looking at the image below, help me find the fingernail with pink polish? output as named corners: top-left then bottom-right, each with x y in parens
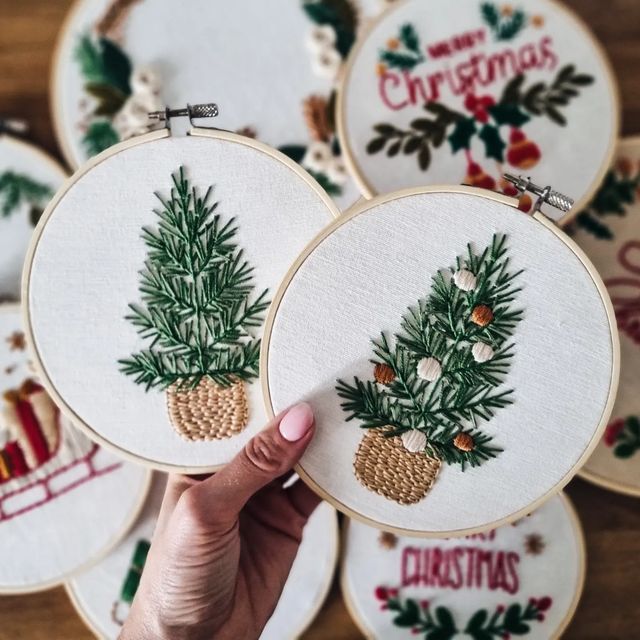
top-left (279, 403), bottom-right (314, 442)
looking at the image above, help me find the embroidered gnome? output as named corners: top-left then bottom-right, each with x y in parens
top-left (337, 234), bottom-right (522, 505)
top-left (119, 168), bottom-right (270, 441)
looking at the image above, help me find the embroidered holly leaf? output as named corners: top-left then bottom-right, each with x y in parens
top-left (82, 120), bottom-right (119, 156)
top-left (85, 82), bottom-right (128, 116)
top-left (465, 609), bottom-right (488, 632)
top-left (487, 103), bottom-right (530, 127)
top-left (479, 124), bottom-right (506, 161)
top-left (100, 37), bottom-right (132, 95)
top-left (614, 443), bottom-right (638, 458)
top-left (503, 604), bottom-right (530, 634)
top-left (448, 117), bottom-right (477, 153)
top-left (303, 0), bottom-right (358, 58)
top-left (277, 144), bottom-right (307, 164)
top-left (498, 10), bottom-right (527, 40)
top-left (74, 34), bottom-right (106, 84)
top-left (434, 607), bottom-right (457, 633)
top-left (380, 49), bottom-right (422, 70)
top-left (392, 599), bottom-right (420, 626)
top-left (399, 23), bottom-right (421, 54)
top-left (480, 2), bottom-right (500, 28)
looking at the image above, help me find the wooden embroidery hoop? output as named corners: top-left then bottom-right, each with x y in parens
top-left (0, 303), bottom-right (152, 594)
top-left (260, 185), bottom-right (620, 537)
top-left (65, 499), bottom-right (340, 640)
top-left (339, 491), bottom-right (586, 640)
top-left (22, 125), bottom-right (340, 474)
top-left (576, 135), bottom-right (640, 498)
top-left (335, 0), bottom-right (620, 223)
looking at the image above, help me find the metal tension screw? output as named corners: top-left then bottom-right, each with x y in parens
top-left (503, 173), bottom-right (574, 221)
top-left (148, 103), bottom-right (220, 128)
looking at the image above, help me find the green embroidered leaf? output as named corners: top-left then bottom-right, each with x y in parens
top-left (82, 120), bottom-right (120, 156)
top-left (498, 10), bottom-right (527, 41)
top-left (434, 607), bottom-right (457, 633)
top-left (503, 604), bottom-right (530, 634)
top-left (302, 0), bottom-right (358, 58)
top-left (366, 137), bottom-right (387, 154)
top-left (614, 443), bottom-right (638, 459)
top-left (85, 82), bottom-right (128, 116)
top-left (380, 49), bottom-right (422, 70)
top-left (400, 23), bottom-right (421, 54)
top-left (573, 211), bottom-right (613, 240)
top-left (74, 34), bottom-right (105, 84)
top-left (478, 124), bottom-right (506, 161)
top-left (100, 37), bottom-right (132, 95)
top-left (626, 416), bottom-right (640, 437)
top-left (418, 143), bottom-right (431, 171)
top-left (392, 599), bottom-right (420, 626)
top-left (465, 609), bottom-right (488, 632)
top-left (278, 144), bottom-right (307, 164)
top-left (501, 74), bottom-right (525, 104)
top-left (0, 171), bottom-right (53, 218)
top-left (487, 103), bottom-right (530, 127)
top-left (480, 2), bottom-right (500, 28)
top-left (447, 117), bottom-right (477, 153)
top-left (307, 169), bottom-right (342, 196)
top-left (29, 206), bottom-right (44, 227)
top-left (387, 139), bottom-right (402, 157)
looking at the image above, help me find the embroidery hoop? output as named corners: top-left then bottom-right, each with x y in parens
top-left (340, 492), bottom-right (586, 640)
top-left (23, 124), bottom-right (340, 473)
top-left (335, 0), bottom-right (620, 223)
top-left (0, 132), bottom-right (67, 301)
top-left (261, 185), bottom-right (620, 536)
top-left (576, 136), bottom-right (640, 498)
top-left (66, 490), bottom-right (340, 640)
top-left (0, 303), bottom-right (152, 594)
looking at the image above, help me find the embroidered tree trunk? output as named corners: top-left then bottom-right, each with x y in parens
top-left (337, 234), bottom-right (523, 505)
top-left (354, 428), bottom-right (441, 505)
top-left (119, 168), bottom-right (270, 441)
top-left (167, 378), bottom-right (249, 441)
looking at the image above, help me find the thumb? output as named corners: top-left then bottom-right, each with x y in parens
top-left (181, 402), bottom-right (315, 528)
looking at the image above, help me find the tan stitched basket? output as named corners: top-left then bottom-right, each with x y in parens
top-left (166, 378), bottom-right (249, 441)
top-left (353, 428), bottom-right (441, 505)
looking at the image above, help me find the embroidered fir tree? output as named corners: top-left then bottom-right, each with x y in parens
top-left (119, 168), bottom-right (270, 440)
top-left (337, 234), bottom-right (523, 503)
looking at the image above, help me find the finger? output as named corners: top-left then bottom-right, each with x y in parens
top-left (285, 478), bottom-right (322, 520)
top-left (179, 402), bottom-right (315, 530)
top-left (154, 473), bottom-right (201, 537)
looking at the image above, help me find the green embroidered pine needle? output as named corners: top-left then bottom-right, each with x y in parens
top-left (336, 234), bottom-right (523, 470)
top-left (119, 167), bottom-right (270, 391)
top-left (0, 171), bottom-right (53, 218)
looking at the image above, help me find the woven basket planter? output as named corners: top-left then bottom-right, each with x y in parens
top-left (353, 428), bottom-right (441, 505)
top-left (167, 378), bottom-right (249, 441)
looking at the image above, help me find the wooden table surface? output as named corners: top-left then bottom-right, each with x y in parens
top-left (0, 1), bottom-right (638, 638)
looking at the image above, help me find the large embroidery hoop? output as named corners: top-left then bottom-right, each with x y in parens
top-left (0, 303), bottom-right (151, 594)
top-left (262, 185), bottom-right (619, 536)
top-left (67, 478), bottom-right (339, 640)
top-left (23, 125), bottom-right (339, 473)
top-left (571, 136), bottom-right (640, 497)
top-left (336, 0), bottom-right (619, 221)
top-left (340, 492), bottom-right (585, 640)
top-left (49, 0), bottom-right (386, 209)
top-left (0, 133), bottom-right (67, 301)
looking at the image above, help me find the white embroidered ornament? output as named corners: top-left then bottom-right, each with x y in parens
top-left (68, 476), bottom-right (338, 639)
top-left (50, 0), bottom-right (385, 209)
top-left (401, 430), bottom-right (427, 453)
top-left (337, 0), bottom-right (619, 217)
top-left (0, 134), bottom-right (66, 300)
top-left (341, 493), bottom-right (585, 639)
top-left (571, 136), bottom-right (640, 497)
top-left (263, 185), bottom-right (618, 535)
top-left (0, 304), bottom-right (150, 593)
top-left (24, 126), bottom-right (339, 472)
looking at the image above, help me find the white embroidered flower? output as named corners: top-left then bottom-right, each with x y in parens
top-left (472, 342), bottom-right (495, 363)
top-left (303, 141), bottom-right (333, 173)
top-left (130, 66), bottom-right (162, 96)
top-left (326, 157), bottom-right (349, 186)
top-left (306, 25), bottom-right (337, 52)
top-left (311, 46), bottom-right (342, 79)
top-left (401, 429), bottom-right (427, 453)
top-left (113, 93), bottom-right (162, 140)
top-left (416, 356), bottom-right (442, 382)
top-left (453, 268), bottom-right (477, 292)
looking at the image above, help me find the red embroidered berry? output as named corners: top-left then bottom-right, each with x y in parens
top-left (464, 94), bottom-right (478, 111)
top-left (497, 605), bottom-right (505, 614)
top-left (502, 634), bottom-right (510, 640)
top-left (389, 588), bottom-right (399, 597)
top-left (411, 629), bottom-right (421, 635)
top-left (604, 419), bottom-right (625, 446)
top-left (529, 597), bottom-right (538, 606)
top-left (537, 596), bottom-right (552, 611)
top-left (420, 599), bottom-right (430, 609)
top-left (474, 108), bottom-right (489, 123)
top-left (375, 586), bottom-right (388, 601)
top-left (380, 604), bottom-right (388, 610)
top-left (537, 614), bottom-right (545, 621)
top-left (479, 95), bottom-right (496, 109)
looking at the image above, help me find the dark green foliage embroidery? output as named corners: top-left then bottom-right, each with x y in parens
top-left (75, 33), bottom-right (134, 155)
top-left (119, 168), bottom-right (270, 391)
top-left (568, 163), bottom-right (640, 240)
top-left (605, 416), bottom-right (640, 459)
top-left (376, 587), bottom-right (553, 639)
top-left (0, 171), bottom-right (53, 224)
top-left (336, 234), bottom-right (523, 470)
top-left (481, 2), bottom-right (528, 41)
top-left (367, 65), bottom-right (594, 172)
top-left (302, 0), bottom-right (358, 58)
top-left (378, 24), bottom-right (425, 71)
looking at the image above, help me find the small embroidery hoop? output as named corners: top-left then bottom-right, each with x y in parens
top-left (576, 135), bottom-right (640, 498)
top-left (261, 184), bottom-right (620, 537)
top-left (339, 491), bottom-right (586, 640)
top-left (22, 113), bottom-right (340, 473)
top-left (0, 303), bottom-right (152, 594)
top-left (0, 126), bottom-right (68, 301)
top-left (335, 0), bottom-right (620, 223)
